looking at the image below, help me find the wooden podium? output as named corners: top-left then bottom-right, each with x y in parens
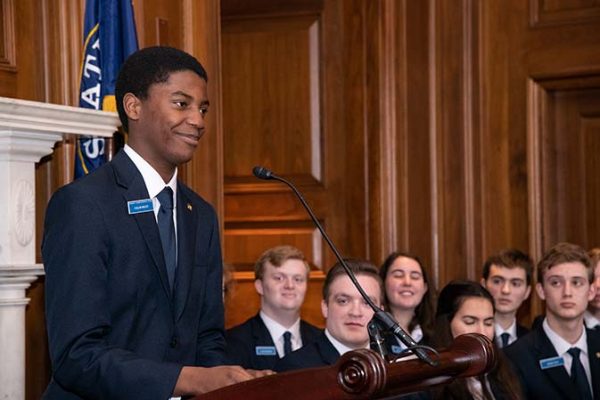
top-left (195, 333), bottom-right (496, 400)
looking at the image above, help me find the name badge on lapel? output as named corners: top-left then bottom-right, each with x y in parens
top-left (255, 346), bottom-right (277, 356)
top-left (539, 356), bottom-right (564, 370)
top-left (127, 199), bottom-right (153, 215)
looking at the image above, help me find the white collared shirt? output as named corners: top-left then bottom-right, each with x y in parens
top-left (324, 329), bottom-right (367, 356)
top-left (494, 319), bottom-right (518, 347)
top-left (259, 311), bottom-right (302, 358)
top-left (123, 145), bottom-right (178, 234)
top-left (542, 318), bottom-right (593, 393)
top-left (392, 324), bottom-right (423, 351)
top-left (584, 310), bottom-right (600, 330)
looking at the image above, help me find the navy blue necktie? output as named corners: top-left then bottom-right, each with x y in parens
top-left (567, 347), bottom-right (593, 400)
top-left (157, 187), bottom-right (176, 291)
top-left (500, 332), bottom-right (510, 348)
top-left (283, 331), bottom-right (293, 356)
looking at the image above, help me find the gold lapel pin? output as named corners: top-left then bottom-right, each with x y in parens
top-left (187, 203), bottom-right (193, 211)
top-left (596, 352), bottom-right (600, 358)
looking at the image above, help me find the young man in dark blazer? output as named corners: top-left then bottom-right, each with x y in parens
top-left (481, 249), bottom-right (532, 348)
top-left (42, 47), bottom-right (266, 399)
top-left (584, 248), bottom-right (600, 330)
top-left (505, 242), bottom-right (600, 400)
top-left (274, 259), bottom-right (383, 372)
top-left (226, 245), bottom-right (321, 370)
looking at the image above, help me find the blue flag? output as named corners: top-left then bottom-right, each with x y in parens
top-left (75, 0), bottom-right (138, 178)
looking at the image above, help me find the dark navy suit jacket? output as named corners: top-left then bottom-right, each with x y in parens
top-left (505, 323), bottom-right (600, 399)
top-left (516, 323), bottom-right (530, 338)
top-left (42, 151), bottom-right (226, 399)
top-left (274, 332), bottom-right (339, 372)
top-left (225, 313), bottom-right (321, 370)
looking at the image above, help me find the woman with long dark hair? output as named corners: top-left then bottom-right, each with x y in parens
top-left (380, 252), bottom-right (436, 354)
top-left (431, 280), bottom-right (523, 399)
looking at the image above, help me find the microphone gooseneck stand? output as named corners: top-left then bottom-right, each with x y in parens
top-left (252, 166), bottom-right (439, 367)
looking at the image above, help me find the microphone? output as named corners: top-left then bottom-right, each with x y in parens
top-left (252, 166), bottom-right (438, 366)
top-left (368, 319), bottom-right (389, 360)
top-left (252, 166), bottom-right (273, 180)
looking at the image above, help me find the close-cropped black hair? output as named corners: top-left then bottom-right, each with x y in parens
top-left (115, 46), bottom-right (208, 132)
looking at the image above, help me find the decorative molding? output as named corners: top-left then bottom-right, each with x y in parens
top-left (0, 0), bottom-right (16, 71)
top-left (11, 179), bottom-right (34, 247)
top-left (530, 0), bottom-right (600, 27)
top-left (0, 96), bottom-right (120, 181)
top-left (526, 78), bottom-right (544, 264)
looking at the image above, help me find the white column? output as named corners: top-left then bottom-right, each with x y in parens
top-left (0, 97), bottom-right (119, 399)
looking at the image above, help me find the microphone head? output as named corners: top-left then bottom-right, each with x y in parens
top-left (252, 166), bottom-right (273, 180)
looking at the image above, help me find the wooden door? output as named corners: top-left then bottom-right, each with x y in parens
top-left (220, 0), bottom-right (371, 327)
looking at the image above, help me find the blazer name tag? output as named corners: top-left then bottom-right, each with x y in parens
top-left (539, 356), bottom-right (564, 370)
top-left (391, 345), bottom-right (404, 354)
top-left (255, 346), bottom-right (277, 356)
top-left (127, 199), bottom-right (154, 215)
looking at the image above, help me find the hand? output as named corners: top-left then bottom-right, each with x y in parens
top-left (246, 368), bottom-right (276, 379)
top-left (174, 365), bottom-right (256, 396)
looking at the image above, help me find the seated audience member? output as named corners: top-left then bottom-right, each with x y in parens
top-left (430, 280), bottom-right (523, 400)
top-left (226, 245), bottom-right (321, 370)
top-left (480, 249), bottom-right (533, 348)
top-left (505, 242), bottom-right (599, 400)
top-left (380, 252), bottom-right (436, 355)
top-left (274, 259), bottom-right (383, 372)
top-left (584, 248), bottom-right (600, 330)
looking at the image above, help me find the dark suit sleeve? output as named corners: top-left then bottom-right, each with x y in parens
top-left (42, 186), bottom-right (181, 400)
top-left (194, 209), bottom-right (227, 366)
top-left (224, 330), bottom-right (251, 366)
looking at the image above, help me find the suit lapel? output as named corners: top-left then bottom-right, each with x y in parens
top-left (252, 315), bottom-right (279, 369)
top-left (112, 152), bottom-right (172, 300)
top-left (534, 327), bottom-right (577, 400)
top-left (318, 334), bottom-right (341, 365)
top-left (173, 186), bottom-right (197, 321)
top-left (587, 329), bottom-right (600, 398)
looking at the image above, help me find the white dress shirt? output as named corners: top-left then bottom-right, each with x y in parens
top-left (260, 311), bottom-right (302, 358)
top-left (542, 318), bottom-right (593, 394)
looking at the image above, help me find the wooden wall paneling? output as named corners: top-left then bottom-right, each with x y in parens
top-left (399, 1), bottom-right (438, 282)
top-left (530, 0), bottom-right (600, 27)
top-left (584, 114), bottom-right (600, 246)
top-left (221, 1), bottom-right (329, 327)
top-left (525, 0), bottom-right (600, 255)
top-left (479, 0), bottom-right (532, 264)
top-left (364, 0), bottom-right (398, 265)
top-left (221, 0), bottom-right (371, 327)
top-left (430, 0), bottom-right (473, 283)
top-left (40, 0), bottom-right (83, 105)
top-left (0, 0), bottom-right (16, 71)
top-left (180, 0), bottom-right (224, 214)
top-left (132, 0), bottom-right (181, 48)
top-left (0, 0), bottom-right (45, 100)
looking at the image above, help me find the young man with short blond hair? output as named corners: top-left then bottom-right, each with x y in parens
top-left (225, 245), bottom-right (321, 370)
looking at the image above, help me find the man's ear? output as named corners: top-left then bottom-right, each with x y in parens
top-left (254, 279), bottom-right (264, 296)
top-left (321, 299), bottom-right (329, 319)
top-left (523, 284), bottom-right (532, 301)
top-left (123, 93), bottom-right (142, 122)
top-left (535, 282), bottom-right (546, 301)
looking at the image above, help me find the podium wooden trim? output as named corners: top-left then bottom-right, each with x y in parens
top-left (195, 333), bottom-right (496, 400)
